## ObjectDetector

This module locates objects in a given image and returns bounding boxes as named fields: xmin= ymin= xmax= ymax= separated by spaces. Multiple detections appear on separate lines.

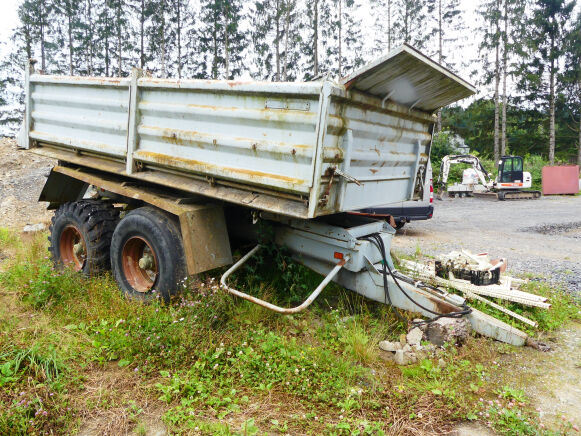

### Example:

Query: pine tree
xmin=563 ymin=11 xmax=581 ymax=166
xmin=199 ymin=0 xmax=247 ymax=80
xmin=128 ymin=0 xmax=155 ymax=70
xmin=303 ymin=0 xmax=322 ymax=79
xmin=251 ymin=0 xmax=286 ymax=80
xmin=169 ymin=0 xmax=188 ymax=79
xmin=280 ymin=0 xmax=302 ymax=81
xmin=53 ymin=0 xmax=82 ymax=75
xmin=478 ymin=0 xmax=502 ymax=166
xmin=518 ymin=0 xmax=575 ymax=165
xmin=80 ymin=0 xmax=97 ymax=75
xmin=392 ymin=0 xmax=429 ymax=49
xmin=322 ymin=0 xmax=363 ymax=78
xmin=96 ymin=0 xmax=114 ymax=76
xmin=428 ymin=0 xmax=463 ymax=131
xmin=371 ymin=0 xmax=393 ymax=56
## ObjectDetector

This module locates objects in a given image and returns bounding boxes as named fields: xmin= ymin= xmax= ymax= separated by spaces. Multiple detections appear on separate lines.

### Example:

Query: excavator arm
xmin=436 ymin=155 xmax=493 ymax=198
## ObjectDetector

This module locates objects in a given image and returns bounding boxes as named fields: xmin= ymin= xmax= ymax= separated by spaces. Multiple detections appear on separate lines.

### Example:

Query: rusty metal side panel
xmin=179 ymin=205 xmax=233 ymax=275
xmin=131 ymin=82 xmax=322 ymax=195
xmin=49 ymin=165 xmax=233 ymax=274
xmin=28 ymin=76 xmax=130 ymax=157
xmin=320 ymin=95 xmax=432 ymax=212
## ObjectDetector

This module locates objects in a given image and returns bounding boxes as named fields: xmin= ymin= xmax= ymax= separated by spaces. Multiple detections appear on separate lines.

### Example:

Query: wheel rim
xmin=59 ymin=225 xmax=87 ymax=272
xmin=121 ymin=236 xmax=158 ymax=293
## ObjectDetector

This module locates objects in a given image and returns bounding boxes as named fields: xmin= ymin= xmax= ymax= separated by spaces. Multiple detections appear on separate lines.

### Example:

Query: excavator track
xmin=497 ymin=190 xmax=542 ymax=201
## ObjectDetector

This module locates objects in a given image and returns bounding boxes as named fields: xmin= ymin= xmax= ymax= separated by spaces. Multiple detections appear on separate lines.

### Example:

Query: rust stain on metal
xmin=136 ymin=151 xmax=306 ymax=185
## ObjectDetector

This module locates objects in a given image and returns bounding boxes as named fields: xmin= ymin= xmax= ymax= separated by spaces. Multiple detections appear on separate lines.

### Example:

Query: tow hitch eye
xmin=139 ymin=254 xmax=154 ymax=270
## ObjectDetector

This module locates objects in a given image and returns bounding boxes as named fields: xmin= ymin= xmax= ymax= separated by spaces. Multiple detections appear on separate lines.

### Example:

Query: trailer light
xmin=429 ymin=179 xmax=434 ymax=203
xmin=334 ymin=252 xmax=344 ymax=260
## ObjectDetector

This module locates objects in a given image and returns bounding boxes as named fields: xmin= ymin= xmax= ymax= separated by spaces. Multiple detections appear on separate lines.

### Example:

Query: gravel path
xmin=391 ymin=195 xmax=581 ymax=294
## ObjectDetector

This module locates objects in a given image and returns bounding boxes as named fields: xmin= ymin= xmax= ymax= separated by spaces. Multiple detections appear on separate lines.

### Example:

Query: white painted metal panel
xmin=133 ymin=80 xmax=322 ymax=194
xmin=341 ymin=44 xmax=476 ymax=113
xmin=28 ymin=77 xmax=130 ymax=157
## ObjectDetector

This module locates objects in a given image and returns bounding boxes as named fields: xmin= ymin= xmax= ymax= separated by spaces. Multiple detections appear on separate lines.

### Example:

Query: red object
xmin=542 ymin=165 xmax=580 ymax=195
xmin=334 ymin=252 xmax=344 ymax=260
xmin=429 ymin=179 xmax=434 ymax=203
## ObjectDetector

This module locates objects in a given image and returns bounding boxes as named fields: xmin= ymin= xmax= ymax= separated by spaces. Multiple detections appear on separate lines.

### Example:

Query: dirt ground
xmin=0 ymin=138 xmax=55 ymax=229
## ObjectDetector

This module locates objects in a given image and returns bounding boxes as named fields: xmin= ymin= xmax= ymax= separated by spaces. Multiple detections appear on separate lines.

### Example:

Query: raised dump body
xmin=22 ymin=44 xmax=474 ymax=218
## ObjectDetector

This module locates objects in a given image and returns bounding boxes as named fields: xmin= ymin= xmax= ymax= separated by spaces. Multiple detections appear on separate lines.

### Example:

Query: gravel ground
xmin=391 ymin=194 xmax=581 ymax=294
xmin=0 ymin=138 xmax=55 ymax=229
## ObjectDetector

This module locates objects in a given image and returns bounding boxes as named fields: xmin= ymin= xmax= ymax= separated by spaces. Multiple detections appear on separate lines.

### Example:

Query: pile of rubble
xmin=379 ymin=317 xmax=471 ymax=366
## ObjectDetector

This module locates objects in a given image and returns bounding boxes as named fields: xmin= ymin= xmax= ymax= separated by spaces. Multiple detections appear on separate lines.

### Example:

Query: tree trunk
xmin=493 ymin=0 xmax=500 ymax=167
xmin=87 ymin=0 xmax=94 ymax=75
xmin=105 ymin=9 xmax=110 ymax=78
xmin=387 ymin=0 xmax=391 ymax=51
xmin=549 ymin=54 xmax=555 ymax=165
xmin=117 ymin=3 xmax=122 ymax=77
xmin=161 ymin=0 xmax=166 ymax=79
xmin=275 ymin=0 xmax=281 ymax=81
xmin=500 ymin=0 xmax=508 ymax=156
xmin=68 ymin=12 xmax=73 ymax=75
xmin=578 ymin=113 xmax=581 ymax=167
xmin=40 ymin=0 xmax=46 ymax=72
xmin=436 ymin=0 xmax=442 ymax=132
xmin=139 ymin=0 xmax=144 ymax=69
xmin=282 ymin=1 xmax=290 ymax=81
xmin=225 ymin=10 xmax=230 ymax=79
xmin=338 ymin=0 xmax=342 ymax=77
xmin=212 ymin=11 xmax=218 ymax=79
xmin=177 ymin=0 xmax=182 ymax=79
xmin=313 ymin=0 xmax=319 ymax=77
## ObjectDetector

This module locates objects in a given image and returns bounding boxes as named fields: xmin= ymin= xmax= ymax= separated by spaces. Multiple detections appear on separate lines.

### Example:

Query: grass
xmin=0 ymin=228 xmax=579 ymax=435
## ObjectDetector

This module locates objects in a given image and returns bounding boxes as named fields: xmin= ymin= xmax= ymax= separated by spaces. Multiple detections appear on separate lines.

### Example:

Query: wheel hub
xmin=59 ymin=225 xmax=87 ymax=272
xmin=121 ymin=236 xmax=158 ymax=293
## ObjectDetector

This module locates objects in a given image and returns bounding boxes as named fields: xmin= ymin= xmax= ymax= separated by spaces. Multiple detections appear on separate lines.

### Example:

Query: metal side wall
xmin=28 ymin=76 xmax=131 ymax=157
xmin=132 ymin=79 xmax=323 ymax=196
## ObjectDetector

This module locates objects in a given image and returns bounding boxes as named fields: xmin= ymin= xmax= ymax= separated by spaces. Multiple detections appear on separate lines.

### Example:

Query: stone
xmin=438 ymin=358 xmax=447 ymax=368
xmin=413 ymin=319 xmax=428 ymax=332
xmin=23 ymin=223 xmax=45 ymax=233
xmin=379 ymin=341 xmax=402 ymax=352
xmin=406 ymin=327 xmax=424 ymax=346
xmin=425 ymin=317 xmax=472 ymax=346
xmin=402 ymin=344 xmax=412 ymax=353
xmin=399 ymin=334 xmax=407 ymax=346
xmin=378 ymin=350 xmax=395 ymax=362
xmin=393 ymin=350 xmax=409 ymax=365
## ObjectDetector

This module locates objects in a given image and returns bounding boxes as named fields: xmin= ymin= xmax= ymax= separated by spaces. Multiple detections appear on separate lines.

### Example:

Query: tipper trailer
xmin=20 ymin=44 xmax=529 ymax=346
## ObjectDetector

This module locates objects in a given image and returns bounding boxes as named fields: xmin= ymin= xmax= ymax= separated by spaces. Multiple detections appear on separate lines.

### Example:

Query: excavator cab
xmin=498 ymin=156 xmax=524 ymax=184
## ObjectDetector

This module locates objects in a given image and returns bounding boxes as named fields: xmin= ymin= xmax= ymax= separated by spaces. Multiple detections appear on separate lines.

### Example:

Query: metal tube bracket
xmin=220 ymin=245 xmax=349 ymax=314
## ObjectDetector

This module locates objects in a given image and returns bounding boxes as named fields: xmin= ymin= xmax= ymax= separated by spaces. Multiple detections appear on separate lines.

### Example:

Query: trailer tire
xmin=110 ymin=207 xmax=186 ymax=302
xmin=49 ymin=200 xmax=119 ymax=275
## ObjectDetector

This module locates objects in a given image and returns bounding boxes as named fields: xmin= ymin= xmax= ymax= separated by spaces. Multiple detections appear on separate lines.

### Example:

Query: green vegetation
xmin=0 ymin=229 xmax=579 ymax=435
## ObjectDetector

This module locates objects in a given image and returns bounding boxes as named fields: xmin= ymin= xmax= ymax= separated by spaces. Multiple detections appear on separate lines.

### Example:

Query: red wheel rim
xmin=121 ymin=236 xmax=158 ymax=293
xmin=59 ymin=225 xmax=87 ymax=272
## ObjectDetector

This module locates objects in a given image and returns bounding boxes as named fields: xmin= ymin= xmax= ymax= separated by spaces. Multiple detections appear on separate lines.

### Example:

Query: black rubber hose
xmin=361 ymin=233 xmax=471 ymax=326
